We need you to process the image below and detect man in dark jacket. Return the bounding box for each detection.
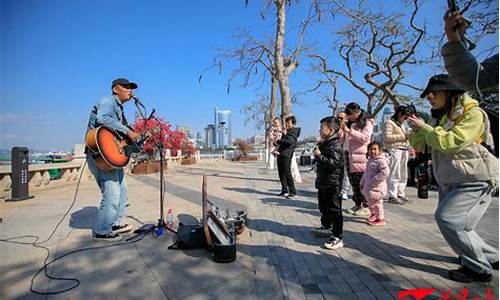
[312,116,345,250]
[275,116,301,199]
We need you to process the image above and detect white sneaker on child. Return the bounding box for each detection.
[344,205,359,215]
[323,237,344,250]
[353,207,371,217]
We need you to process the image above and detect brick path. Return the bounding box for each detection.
[0,160,497,299]
[243,161,499,299]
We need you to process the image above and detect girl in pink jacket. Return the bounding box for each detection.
[361,142,390,226]
[342,102,375,217]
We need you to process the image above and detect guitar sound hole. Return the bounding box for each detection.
[113,137,124,154]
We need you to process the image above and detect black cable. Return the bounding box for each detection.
[29,234,146,295]
[0,160,148,295]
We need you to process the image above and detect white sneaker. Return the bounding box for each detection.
[354,207,371,217]
[344,205,359,215]
[112,224,134,234]
[323,237,344,250]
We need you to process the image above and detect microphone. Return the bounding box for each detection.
[131,96,145,108]
[148,109,156,120]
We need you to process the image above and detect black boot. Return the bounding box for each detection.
[448,266,492,283]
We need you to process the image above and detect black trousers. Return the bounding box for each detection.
[277,155,296,195]
[344,151,366,206]
[348,172,366,207]
[318,188,343,239]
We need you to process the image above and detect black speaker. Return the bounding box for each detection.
[8,147,34,201]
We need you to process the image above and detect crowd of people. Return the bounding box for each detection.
[85,9,498,286]
[268,10,498,284]
[269,79,497,283]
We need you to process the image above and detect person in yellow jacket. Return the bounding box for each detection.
[407,74,498,283]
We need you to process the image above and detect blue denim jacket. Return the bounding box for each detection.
[86,96,130,136]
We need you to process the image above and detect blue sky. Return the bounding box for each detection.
[0,0,498,151]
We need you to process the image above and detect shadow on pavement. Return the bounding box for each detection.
[176,168,280,182]
[224,187,280,197]
[247,216,457,279]
[259,197,318,210]
[69,206,97,229]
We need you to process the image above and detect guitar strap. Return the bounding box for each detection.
[119,105,129,127]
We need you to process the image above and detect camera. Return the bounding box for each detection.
[402,104,417,116]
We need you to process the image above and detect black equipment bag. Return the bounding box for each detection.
[168,223,207,250]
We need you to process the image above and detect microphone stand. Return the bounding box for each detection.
[131,96,176,237]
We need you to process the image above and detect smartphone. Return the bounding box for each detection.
[447,0,459,12]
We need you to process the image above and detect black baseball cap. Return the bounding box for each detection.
[111,78,138,90]
[420,74,464,98]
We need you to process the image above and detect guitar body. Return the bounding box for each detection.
[85,126,141,171]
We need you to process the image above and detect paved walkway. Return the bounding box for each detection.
[0,160,498,299]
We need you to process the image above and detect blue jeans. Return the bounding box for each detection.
[86,156,128,235]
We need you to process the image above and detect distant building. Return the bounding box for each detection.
[214,107,232,148]
[176,125,193,139]
[202,107,233,149]
[376,106,393,145]
[204,124,216,149]
[248,135,265,148]
[380,107,393,130]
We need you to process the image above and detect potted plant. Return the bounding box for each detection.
[131,117,186,174]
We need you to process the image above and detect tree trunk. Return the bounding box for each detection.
[270,74,277,121]
[274,0,292,123]
[267,74,278,169]
[367,95,375,116]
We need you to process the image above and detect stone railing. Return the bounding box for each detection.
[0,159,92,200]
[0,157,189,200]
[0,143,195,200]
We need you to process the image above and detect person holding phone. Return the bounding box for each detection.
[408,74,498,283]
[442,9,498,93]
[383,105,414,204]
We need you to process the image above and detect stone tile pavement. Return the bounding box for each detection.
[0,160,498,299]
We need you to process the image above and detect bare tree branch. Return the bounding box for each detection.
[310,0,427,116]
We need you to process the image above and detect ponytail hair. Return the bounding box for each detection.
[344,102,368,129]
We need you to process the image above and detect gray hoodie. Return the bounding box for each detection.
[441,42,499,93]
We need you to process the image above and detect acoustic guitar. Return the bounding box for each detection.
[85,126,145,171]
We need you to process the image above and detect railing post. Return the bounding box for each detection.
[73,144,92,180]
[0,174,12,200]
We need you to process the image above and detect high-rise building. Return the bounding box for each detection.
[376,106,394,144]
[381,106,393,128]
[204,124,216,149]
[214,107,232,148]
